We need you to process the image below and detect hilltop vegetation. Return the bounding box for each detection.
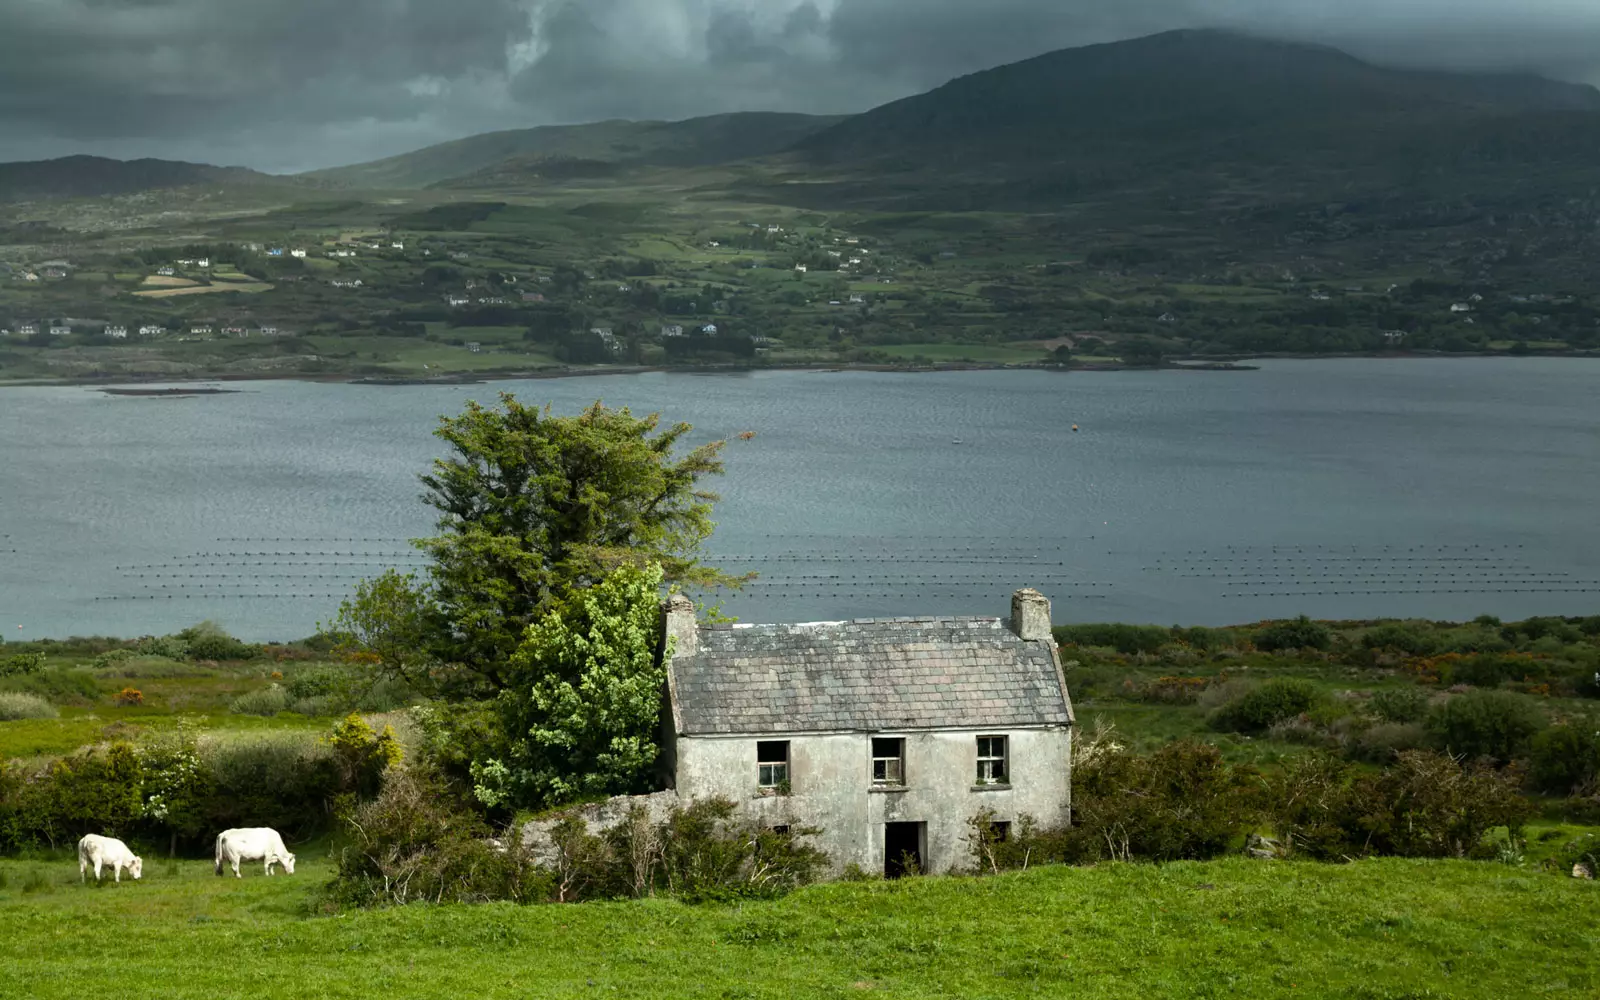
[5,30,1600,381]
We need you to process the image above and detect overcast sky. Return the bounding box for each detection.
[2,0,1598,174]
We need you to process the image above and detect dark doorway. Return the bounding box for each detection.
[884,822,924,879]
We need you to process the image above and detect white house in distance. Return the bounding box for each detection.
[651,588,1073,876]
[104,325,128,339]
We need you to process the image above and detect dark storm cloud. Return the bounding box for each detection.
[3,0,1600,172]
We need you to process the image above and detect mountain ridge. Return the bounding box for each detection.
[0,155,280,203]
[301,111,845,189]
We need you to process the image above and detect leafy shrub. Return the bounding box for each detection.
[1207,678,1320,733]
[1426,690,1547,764]
[202,731,339,835]
[1353,722,1429,762]
[229,684,290,717]
[179,622,256,662]
[0,652,45,678]
[654,799,828,903]
[1544,834,1600,876]
[137,727,215,850]
[1255,616,1332,652]
[1441,629,1513,655]
[333,778,825,908]
[1054,624,1170,655]
[1370,686,1430,724]
[1135,676,1209,705]
[286,666,347,701]
[331,766,543,908]
[1504,617,1583,645]
[37,744,145,845]
[1528,726,1600,796]
[1266,750,1531,860]
[1443,654,1545,688]
[1071,740,1257,862]
[324,714,404,799]
[0,692,58,721]
[133,635,190,660]
[1169,626,1238,653]
[91,649,137,669]
[1362,623,1438,656]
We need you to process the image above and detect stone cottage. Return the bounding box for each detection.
[657,589,1074,876]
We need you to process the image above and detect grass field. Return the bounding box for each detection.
[0,855,1592,998]
[138,275,199,289]
[874,342,1048,364]
[133,282,273,298]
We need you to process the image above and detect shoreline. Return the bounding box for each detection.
[0,349,1592,391]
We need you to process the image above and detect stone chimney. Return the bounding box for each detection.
[1010,588,1052,642]
[661,593,698,659]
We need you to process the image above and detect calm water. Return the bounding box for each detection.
[1,360,1597,641]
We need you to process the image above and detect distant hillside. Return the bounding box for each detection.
[0,155,278,202]
[304,112,844,189]
[782,29,1600,209]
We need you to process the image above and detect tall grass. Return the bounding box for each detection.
[0,693,58,721]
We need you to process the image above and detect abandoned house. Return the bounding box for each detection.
[657,588,1073,876]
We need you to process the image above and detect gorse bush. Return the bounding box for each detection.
[0,692,58,721]
[1426,690,1547,764]
[1207,678,1320,733]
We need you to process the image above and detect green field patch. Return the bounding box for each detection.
[0,857,1593,998]
[875,342,1046,363]
[1171,283,1285,299]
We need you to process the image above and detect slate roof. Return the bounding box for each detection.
[669,617,1072,736]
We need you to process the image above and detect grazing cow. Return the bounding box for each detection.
[214,828,296,878]
[78,834,142,883]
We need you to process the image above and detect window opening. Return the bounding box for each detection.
[757,740,790,790]
[977,735,1009,784]
[872,737,905,785]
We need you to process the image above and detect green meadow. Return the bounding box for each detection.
[1,855,1594,999]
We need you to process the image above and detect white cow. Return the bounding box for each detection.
[78,834,142,883]
[214,828,296,878]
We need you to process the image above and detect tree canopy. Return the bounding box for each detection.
[475,562,669,809]
[335,395,732,696]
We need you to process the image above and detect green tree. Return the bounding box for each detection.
[329,570,439,691]
[481,562,669,808]
[349,395,733,694]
